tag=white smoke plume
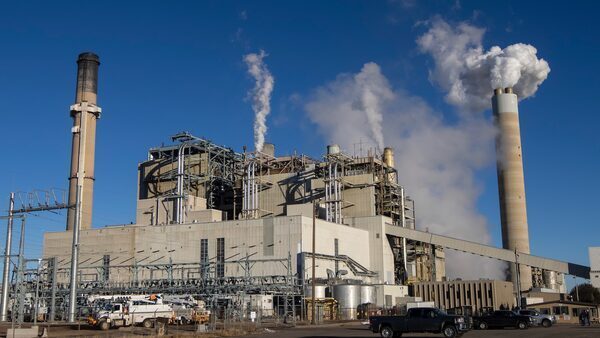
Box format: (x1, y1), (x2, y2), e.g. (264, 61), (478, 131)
(306, 63), (392, 151)
(306, 63), (507, 280)
(244, 50), (275, 152)
(417, 18), (550, 113)
(355, 63), (392, 150)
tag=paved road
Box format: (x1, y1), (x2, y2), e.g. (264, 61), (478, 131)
(237, 322), (600, 338)
(2, 321), (599, 337)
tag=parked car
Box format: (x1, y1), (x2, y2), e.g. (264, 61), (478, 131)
(369, 307), (468, 338)
(473, 310), (532, 330)
(517, 309), (556, 327)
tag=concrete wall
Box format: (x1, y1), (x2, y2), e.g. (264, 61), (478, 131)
(300, 218), (372, 282)
(376, 284), (409, 307)
(342, 174), (376, 219)
(136, 195), (208, 225)
(258, 173), (310, 218)
(350, 216), (396, 284)
(589, 247), (600, 289)
(43, 215), (386, 285)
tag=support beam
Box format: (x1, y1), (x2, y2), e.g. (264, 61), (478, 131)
(384, 224), (590, 279)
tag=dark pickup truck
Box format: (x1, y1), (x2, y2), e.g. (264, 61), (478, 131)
(369, 307), (468, 338)
(473, 310), (533, 330)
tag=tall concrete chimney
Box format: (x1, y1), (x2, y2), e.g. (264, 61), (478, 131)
(492, 87), (532, 291)
(66, 52), (101, 230)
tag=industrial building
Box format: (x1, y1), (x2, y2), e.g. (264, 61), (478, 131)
(0, 52), (585, 323)
(44, 131), (447, 310)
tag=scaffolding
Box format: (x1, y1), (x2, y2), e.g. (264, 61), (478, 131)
(140, 132), (244, 222)
(7, 252), (302, 323)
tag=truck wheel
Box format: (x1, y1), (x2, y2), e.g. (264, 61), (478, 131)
(98, 320), (110, 331)
(478, 321), (488, 330)
(517, 321), (527, 329)
(442, 325), (457, 338)
(380, 325), (395, 338)
(142, 319), (153, 328)
(542, 319), (552, 327)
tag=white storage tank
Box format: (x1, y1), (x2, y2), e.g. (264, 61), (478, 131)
(360, 285), (377, 305)
(327, 144), (340, 155)
(332, 283), (361, 320)
(304, 284), (328, 299)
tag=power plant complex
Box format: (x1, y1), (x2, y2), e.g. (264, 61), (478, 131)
(0, 53), (592, 327)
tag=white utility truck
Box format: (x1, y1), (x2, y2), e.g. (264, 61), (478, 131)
(88, 299), (174, 330)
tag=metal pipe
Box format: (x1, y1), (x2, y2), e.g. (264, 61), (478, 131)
(333, 164), (338, 223)
(311, 200), (316, 325)
(335, 164), (341, 223)
(400, 187), (408, 275)
(253, 162), (258, 218)
(175, 143), (188, 224)
(325, 163), (330, 222)
(68, 184), (82, 322)
(0, 192), (14, 321)
(515, 249), (521, 308)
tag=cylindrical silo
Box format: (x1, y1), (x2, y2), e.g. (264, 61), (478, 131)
(360, 285), (377, 305)
(304, 284), (328, 299)
(67, 52), (101, 231)
(383, 147), (394, 168)
(543, 270), (558, 291)
(492, 87), (532, 291)
(382, 147), (396, 183)
(327, 144), (340, 155)
(262, 142), (275, 157)
(332, 283), (361, 320)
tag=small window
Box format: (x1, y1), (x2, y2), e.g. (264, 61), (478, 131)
(376, 233), (380, 238)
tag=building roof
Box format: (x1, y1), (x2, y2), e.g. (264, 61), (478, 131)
(528, 300), (599, 307)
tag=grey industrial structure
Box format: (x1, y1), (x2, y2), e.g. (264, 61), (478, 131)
(414, 280), (515, 312)
(0, 53), (593, 324)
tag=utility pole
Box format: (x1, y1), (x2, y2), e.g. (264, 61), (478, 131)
(15, 218), (26, 326)
(0, 192), (14, 321)
(311, 200), (316, 325)
(514, 249), (521, 309)
(68, 100), (90, 323)
(574, 276), (580, 302)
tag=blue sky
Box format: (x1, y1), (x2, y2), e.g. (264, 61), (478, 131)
(0, 1), (598, 284)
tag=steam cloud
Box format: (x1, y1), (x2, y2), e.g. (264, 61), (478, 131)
(355, 63), (392, 150)
(306, 62), (506, 280)
(306, 63), (392, 151)
(306, 18), (551, 280)
(244, 50), (275, 152)
(417, 18), (550, 113)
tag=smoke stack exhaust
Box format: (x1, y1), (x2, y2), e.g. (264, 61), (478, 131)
(66, 52), (101, 230)
(262, 142), (275, 157)
(492, 87), (532, 291)
(383, 147), (395, 168)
